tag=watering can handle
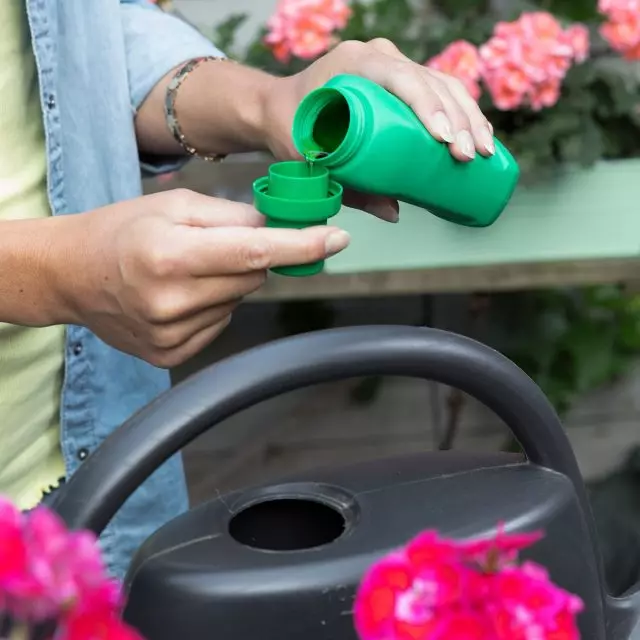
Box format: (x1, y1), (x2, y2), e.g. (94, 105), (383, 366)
(51, 325), (595, 551)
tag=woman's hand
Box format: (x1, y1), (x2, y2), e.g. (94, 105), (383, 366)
(48, 190), (349, 368)
(264, 38), (495, 221)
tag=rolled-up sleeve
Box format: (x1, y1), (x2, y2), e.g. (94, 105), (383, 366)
(120, 0), (225, 173)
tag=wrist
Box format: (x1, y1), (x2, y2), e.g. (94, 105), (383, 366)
(260, 75), (302, 160)
(229, 67), (279, 154)
(44, 214), (92, 327)
(165, 60), (280, 156)
(0, 216), (82, 326)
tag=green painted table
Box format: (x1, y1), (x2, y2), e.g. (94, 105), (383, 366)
(145, 158), (640, 301)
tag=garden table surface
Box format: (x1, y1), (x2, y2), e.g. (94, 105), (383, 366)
(145, 157), (640, 301)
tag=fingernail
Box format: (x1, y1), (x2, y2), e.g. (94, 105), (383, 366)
(325, 229), (351, 255)
(365, 203), (399, 222)
(432, 112), (454, 143)
(481, 127), (495, 154)
(456, 130), (475, 158)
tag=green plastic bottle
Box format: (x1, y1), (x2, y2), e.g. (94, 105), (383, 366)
(291, 74), (520, 228)
(252, 73), (520, 277)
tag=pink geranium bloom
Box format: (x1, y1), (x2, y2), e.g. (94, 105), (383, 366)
(265, 0), (351, 63)
(426, 41), (484, 101)
(0, 496), (142, 639)
(563, 24), (590, 63)
(478, 12), (590, 111)
(598, 0), (640, 60)
(354, 526), (582, 640)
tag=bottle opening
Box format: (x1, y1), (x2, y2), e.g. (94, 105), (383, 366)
(293, 87), (357, 164)
(312, 91), (350, 154)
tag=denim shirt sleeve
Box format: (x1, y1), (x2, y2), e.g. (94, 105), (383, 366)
(120, 0), (225, 175)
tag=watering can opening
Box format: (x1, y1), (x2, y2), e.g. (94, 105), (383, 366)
(229, 498), (345, 552)
(228, 486), (356, 552)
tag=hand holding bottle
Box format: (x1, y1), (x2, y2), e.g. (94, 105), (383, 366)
(262, 38), (495, 221)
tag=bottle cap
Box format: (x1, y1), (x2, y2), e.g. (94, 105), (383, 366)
(253, 161), (343, 277)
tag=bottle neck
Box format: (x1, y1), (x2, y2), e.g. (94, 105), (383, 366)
(292, 85), (366, 169)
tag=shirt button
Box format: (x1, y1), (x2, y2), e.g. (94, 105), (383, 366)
(46, 94), (56, 109)
(77, 448), (89, 461)
(73, 343), (83, 356)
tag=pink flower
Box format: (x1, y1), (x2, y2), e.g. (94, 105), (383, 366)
(426, 41), (484, 101)
(0, 497), (141, 638)
(0, 498), (29, 607)
(5, 507), (116, 621)
(598, 0), (640, 61)
(354, 527), (583, 640)
(479, 12), (590, 111)
(58, 582), (142, 640)
(488, 562), (583, 639)
(265, 0), (351, 63)
(563, 24), (590, 63)
(429, 611), (493, 639)
(458, 524), (543, 569)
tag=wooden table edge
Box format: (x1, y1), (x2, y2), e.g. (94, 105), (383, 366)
(249, 257), (640, 301)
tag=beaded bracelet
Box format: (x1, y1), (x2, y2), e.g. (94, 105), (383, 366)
(164, 56), (232, 163)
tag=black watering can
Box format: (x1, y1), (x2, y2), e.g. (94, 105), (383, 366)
(50, 326), (640, 640)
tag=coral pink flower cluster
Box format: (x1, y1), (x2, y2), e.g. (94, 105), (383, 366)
(427, 12), (590, 111)
(354, 526), (583, 640)
(427, 41), (484, 101)
(0, 497), (142, 639)
(598, 0), (640, 60)
(265, 0), (351, 63)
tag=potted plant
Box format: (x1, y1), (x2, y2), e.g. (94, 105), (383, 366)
(210, 0), (639, 183)
(196, 0), (640, 414)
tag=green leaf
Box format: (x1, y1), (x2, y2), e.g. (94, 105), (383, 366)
(214, 0), (640, 182)
(542, 0), (599, 20)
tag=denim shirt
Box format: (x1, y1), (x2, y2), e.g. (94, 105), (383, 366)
(25, 0), (222, 580)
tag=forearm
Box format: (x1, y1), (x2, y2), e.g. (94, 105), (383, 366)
(0, 217), (76, 326)
(135, 60), (278, 158)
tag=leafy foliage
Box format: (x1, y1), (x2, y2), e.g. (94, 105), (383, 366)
(486, 286), (640, 414)
(210, 0), (640, 183)
(204, 1), (640, 418)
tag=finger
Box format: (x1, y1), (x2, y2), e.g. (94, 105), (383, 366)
(152, 314), (233, 369)
(351, 40), (492, 160)
(420, 70), (476, 161)
(384, 64), (456, 143)
(180, 224), (351, 276)
(144, 272), (266, 324)
(352, 52), (460, 151)
(368, 41), (470, 159)
(158, 189), (266, 228)
(429, 69), (495, 157)
(340, 43), (452, 147)
(342, 189), (399, 222)
(148, 301), (238, 352)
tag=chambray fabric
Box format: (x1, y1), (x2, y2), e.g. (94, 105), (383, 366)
(26, 0), (222, 580)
